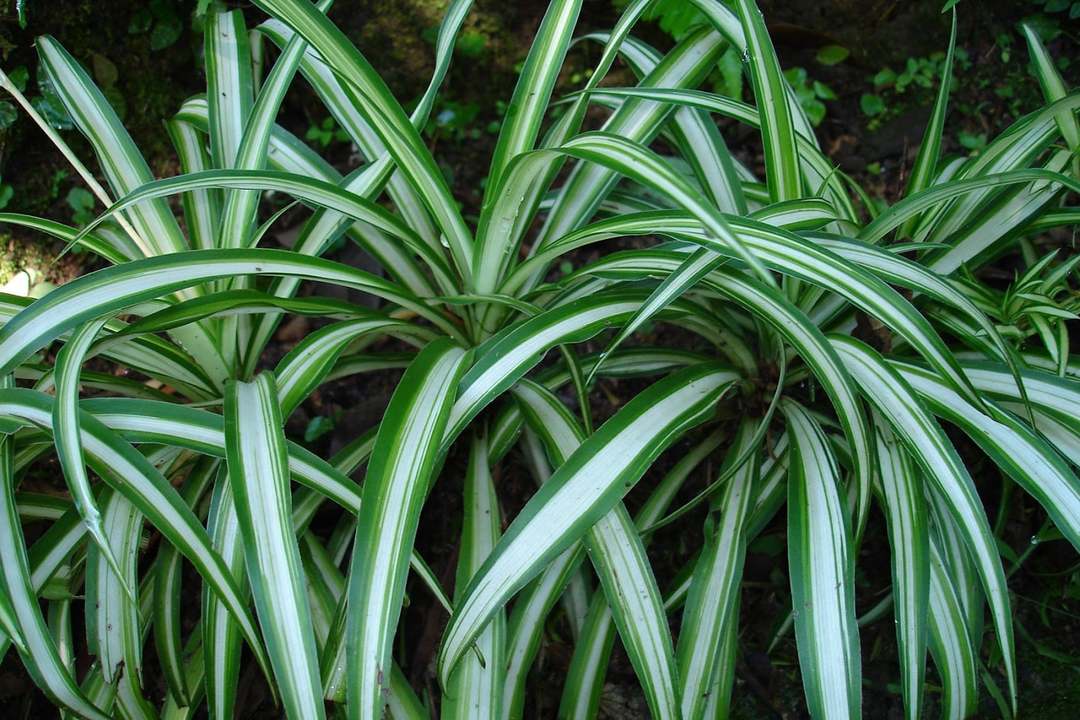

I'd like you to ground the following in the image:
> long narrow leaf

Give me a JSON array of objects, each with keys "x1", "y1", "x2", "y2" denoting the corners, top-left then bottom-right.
[
  {"x1": 225, "y1": 373, "x2": 325, "y2": 719},
  {"x1": 439, "y1": 363, "x2": 737, "y2": 684},
  {"x1": 784, "y1": 400, "x2": 862, "y2": 720},
  {"x1": 346, "y1": 339, "x2": 468, "y2": 719}
]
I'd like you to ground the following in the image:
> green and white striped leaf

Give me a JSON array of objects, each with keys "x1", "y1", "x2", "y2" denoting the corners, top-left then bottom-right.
[
  {"x1": 52, "y1": 317, "x2": 135, "y2": 601},
  {"x1": 274, "y1": 315, "x2": 429, "y2": 417},
  {"x1": 927, "y1": 535, "x2": 978, "y2": 720},
  {"x1": 830, "y1": 336, "x2": 1016, "y2": 709},
  {"x1": 874, "y1": 424, "x2": 929, "y2": 720},
  {"x1": 253, "y1": 21, "x2": 439, "y2": 259},
  {"x1": 218, "y1": 2, "x2": 329, "y2": 250},
  {"x1": 734, "y1": 0, "x2": 800, "y2": 201},
  {"x1": 36, "y1": 36, "x2": 185, "y2": 257},
  {"x1": 439, "y1": 363, "x2": 737, "y2": 685},
  {"x1": 113, "y1": 289, "x2": 387, "y2": 339},
  {"x1": 860, "y1": 166, "x2": 1080, "y2": 247},
  {"x1": 917, "y1": 94, "x2": 1078, "y2": 245},
  {"x1": 566, "y1": 251, "x2": 874, "y2": 538},
  {"x1": 165, "y1": 119, "x2": 220, "y2": 252},
  {"x1": 0, "y1": 249, "x2": 465, "y2": 379},
  {"x1": 586, "y1": 247, "x2": 725, "y2": 385},
  {"x1": 444, "y1": 432, "x2": 504, "y2": 720},
  {"x1": 0, "y1": 414, "x2": 111, "y2": 720},
  {"x1": 225, "y1": 373, "x2": 325, "y2": 720},
  {"x1": 153, "y1": 457, "x2": 218, "y2": 707},
  {"x1": 250, "y1": 0, "x2": 475, "y2": 280},
  {"x1": 205, "y1": 9, "x2": 254, "y2": 173},
  {"x1": 1021, "y1": 24, "x2": 1079, "y2": 169},
  {"x1": 509, "y1": 211, "x2": 987, "y2": 413},
  {"x1": 577, "y1": 85, "x2": 853, "y2": 220},
  {"x1": 890, "y1": 359, "x2": 1080, "y2": 553},
  {"x1": 485, "y1": 0, "x2": 580, "y2": 192},
  {"x1": 533, "y1": 27, "x2": 723, "y2": 252},
  {"x1": 202, "y1": 472, "x2": 246, "y2": 720},
  {"x1": 677, "y1": 419, "x2": 757, "y2": 720},
  {"x1": 898, "y1": 10, "x2": 957, "y2": 239},
  {"x1": 84, "y1": 487, "x2": 144, "y2": 697},
  {"x1": 0, "y1": 388, "x2": 275, "y2": 689},
  {"x1": 0, "y1": 212, "x2": 131, "y2": 264},
  {"x1": 77, "y1": 169, "x2": 458, "y2": 291},
  {"x1": 37, "y1": 37, "x2": 230, "y2": 384},
  {"x1": 446, "y1": 290, "x2": 699, "y2": 441},
  {"x1": 80, "y1": 397, "x2": 363, "y2": 513},
  {"x1": 514, "y1": 380, "x2": 681, "y2": 720},
  {"x1": 346, "y1": 339, "x2": 468, "y2": 719},
  {"x1": 784, "y1": 400, "x2": 862, "y2": 720}
]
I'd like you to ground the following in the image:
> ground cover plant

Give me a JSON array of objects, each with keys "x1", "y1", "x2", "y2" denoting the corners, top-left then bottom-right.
[{"x1": 0, "y1": 0, "x2": 1078, "y2": 718}]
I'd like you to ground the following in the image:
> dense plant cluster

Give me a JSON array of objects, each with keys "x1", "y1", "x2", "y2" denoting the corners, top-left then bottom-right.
[{"x1": 0, "y1": 0, "x2": 1077, "y2": 718}]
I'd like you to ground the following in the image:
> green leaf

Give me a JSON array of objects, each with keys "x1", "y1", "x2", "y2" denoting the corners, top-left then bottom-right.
[
  {"x1": 784, "y1": 400, "x2": 862, "y2": 720},
  {"x1": 0, "y1": 101, "x2": 17, "y2": 130},
  {"x1": 860, "y1": 93, "x2": 885, "y2": 116},
  {"x1": 0, "y1": 413, "x2": 111, "y2": 719},
  {"x1": 831, "y1": 336, "x2": 1017, "y2": 710},
  {"x1": 815, "y1": 44, "x2": 850, "y2": 65},
  {"x1": 225, "y1": 373, "x2": 325, "y2": 720},
  {"x1": 150, "y1": 14, "x2": 183, "y2": 50},
  {"x1": 874, "y1": 425, "x2": 929, "y2": 720},
  {"x1": 304, "y1": 415, "x2": 335, "y2": 443},
  {"x1": 439, "y1": 363, "x2": 738, "y2": 685},
  {"x1": 734, "y1": 0, "x2": 801, "y2": 201},
  {"x1": 677, "y1": 419, "x2": 757, "y2": 719},
  {"x1": 346, "y1": 339, "x2": 469, "y2": 719}
]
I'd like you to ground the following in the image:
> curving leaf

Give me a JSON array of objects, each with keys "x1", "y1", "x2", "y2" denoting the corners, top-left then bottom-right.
[
  {"x1": 346, "y1": 339, "x2": 469, "y2": 719},
  {"x1": 225, "y1": 373, "x2": 325, "y2": 719},
  {"x1": 439, "y1": 362, "x2": 737, "y2": 685},
  {"x1": 784, "y1": 400, "x2": 862, "y2": 720}
]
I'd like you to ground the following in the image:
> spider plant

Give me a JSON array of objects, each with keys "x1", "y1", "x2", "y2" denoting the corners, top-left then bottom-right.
[{"x1": 0, "y1": 1, "x2": 1077, "y2": 718}]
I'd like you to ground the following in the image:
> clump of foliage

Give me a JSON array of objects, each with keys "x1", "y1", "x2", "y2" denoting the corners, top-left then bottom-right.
[{"x1": 0, "y1": 1, "x2": 1077, "y2": 719}]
